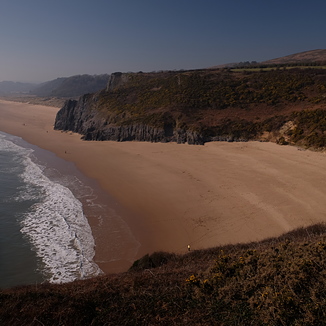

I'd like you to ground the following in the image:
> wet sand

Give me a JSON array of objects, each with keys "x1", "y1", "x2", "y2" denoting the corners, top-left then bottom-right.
[{"x1": 1, "y1": 99, "x2": 326, "y2": 273}]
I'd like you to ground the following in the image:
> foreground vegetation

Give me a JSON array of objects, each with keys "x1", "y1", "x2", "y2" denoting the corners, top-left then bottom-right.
[{"x1": 1, "y1": 224, "x2": 326, "y2": 325}]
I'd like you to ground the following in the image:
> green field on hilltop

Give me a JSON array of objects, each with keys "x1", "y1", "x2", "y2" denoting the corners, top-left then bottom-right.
[{"x1": 232, "y1": 65, "x2": 326, "y2": 72}]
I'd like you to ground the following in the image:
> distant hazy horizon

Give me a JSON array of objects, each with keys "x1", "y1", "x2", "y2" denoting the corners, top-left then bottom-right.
[{"x1": 0, "y1": 0, "x2": 325, "y2": 83}]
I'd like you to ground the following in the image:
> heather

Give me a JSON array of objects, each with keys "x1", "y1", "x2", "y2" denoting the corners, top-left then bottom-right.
[{"x1": 1, "y1": 224, "x2": 326, "y2": 325}]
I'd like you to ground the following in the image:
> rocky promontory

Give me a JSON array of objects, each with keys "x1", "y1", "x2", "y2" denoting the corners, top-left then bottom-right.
[
  {"x1": 55, "y1": 68, "x2": 326, "y2": 148},
  {"x1": 54, "y1": 95, "x2": 205, "y2": 145}
]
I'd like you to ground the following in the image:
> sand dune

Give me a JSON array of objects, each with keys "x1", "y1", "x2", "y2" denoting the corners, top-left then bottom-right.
[{"x1": 1, "y1": 99, "x2": 325, "y2": 272}]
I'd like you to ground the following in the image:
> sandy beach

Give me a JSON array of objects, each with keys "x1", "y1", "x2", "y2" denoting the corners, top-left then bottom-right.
[{"x1": 1, "y1": 99, "x2": 326, "y2": 273}]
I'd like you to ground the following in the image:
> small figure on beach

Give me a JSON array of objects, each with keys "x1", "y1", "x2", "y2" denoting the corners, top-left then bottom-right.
[{"x1": 187, "y1": 244, "x2": 191, "y2": 251}]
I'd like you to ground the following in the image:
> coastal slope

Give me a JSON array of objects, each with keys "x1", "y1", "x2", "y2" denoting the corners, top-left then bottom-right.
[
  {"x1": 1, "y1": 224, "x2": 326, "y2": 325},
  {"x1": 54, "y1": 68, "x2": 326, "y2": 148}
]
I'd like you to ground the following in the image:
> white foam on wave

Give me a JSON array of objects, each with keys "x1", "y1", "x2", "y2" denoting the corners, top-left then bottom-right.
[
  {"x1": 0, "y1": 132, "x2": 103, "y2": 283},
  {"x1": 0, "y1": 133, "x2": 32, "y2": 172}
]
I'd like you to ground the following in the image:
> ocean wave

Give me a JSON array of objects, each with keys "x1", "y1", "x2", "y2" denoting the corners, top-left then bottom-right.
[{"x1": 0, "y1": 132, "x2": 103, "y2": 283}]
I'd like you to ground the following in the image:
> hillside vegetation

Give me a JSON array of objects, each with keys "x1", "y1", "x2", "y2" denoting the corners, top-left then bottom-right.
[
  {"x1": 261, "y1": 49, "x2": 326, "y2": 66},
  {"x1": 1, "y1": 224, "x2": 326, "y2": 325},
  {"x1": 56, "y1": 67, "x2": 326, "y2": 148},
  {"x1": 210, "y1": 49, "x2": 326, "y2": 69},
  {"x1": 31, "y1": 74, "x2": 110, "y2": 98}
]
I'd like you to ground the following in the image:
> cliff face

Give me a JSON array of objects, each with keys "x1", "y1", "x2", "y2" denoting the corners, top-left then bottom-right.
[
  {"x1": 54, "y1": 68, "x2": 326, "y2": 147},
  {"x1": 54, "y1": 94, "x2": 205, "y2": 144},
  {"x1": 106, "y1": 72, "x2": 129, "y2": 91}
]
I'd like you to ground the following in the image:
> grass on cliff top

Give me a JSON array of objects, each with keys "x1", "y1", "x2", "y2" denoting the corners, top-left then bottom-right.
[
  {"x1": 1, "y1": 223, "x2": 326, "y2": 325},
  {"x1": 90, "y1": 68, "x2": 326, "y2": 140},
  {"x1": 97, "y1": 68, "x2": 326, "y2": 116},
  {"x1": 231, "y1": 65, "x2": 326, "y2": 72}
]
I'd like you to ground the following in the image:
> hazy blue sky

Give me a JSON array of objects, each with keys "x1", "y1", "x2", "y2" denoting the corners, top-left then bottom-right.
[{"x1": 0, "y1": 0, "x2": 325, "y2": 82}]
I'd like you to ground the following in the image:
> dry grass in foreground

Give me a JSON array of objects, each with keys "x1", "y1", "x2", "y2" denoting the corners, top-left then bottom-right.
[{"x1": 1, "y1": 224, "x2": 326, "y2": 325}]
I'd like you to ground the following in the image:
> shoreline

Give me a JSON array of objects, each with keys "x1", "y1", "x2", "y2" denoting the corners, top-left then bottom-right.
[
  {"x1": 1, "y1": 99, "x2": 326, "y2": 274},
  {"x1": 2, "y1": 129, "x2": 143, "y2": 275},
  {"x1": 22, "y1": 136, "x2": 141, "y2": 274},
  {"x1": 0, "y1": 100, "x2": 148, "y2": 274}
]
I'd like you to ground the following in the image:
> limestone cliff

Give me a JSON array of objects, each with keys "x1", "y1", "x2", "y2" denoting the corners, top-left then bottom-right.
[
  {"x1": 54, "y1": 68, "x2": 326, "y2": 148},
  {"x1": 54, "y1": 93, "x2": 205, "y2": 144},
  {"x1": 106, "y1": 72, "x2": 129, "y2": 91}
]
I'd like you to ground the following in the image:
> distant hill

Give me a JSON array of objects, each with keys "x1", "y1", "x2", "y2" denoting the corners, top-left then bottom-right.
[
  {"x1": 209, "y1": 62, "x2": 239, "y2": 69},
  {"x1": 31, "y1": 74, "x2": 110, "y2": 98},
  {"x1": 30, "y1": 77, "x2": 66, "y2": 97},
  {"x1": 0, "y1": 74, "x2": 110, "y2": 98},
  {"x1": 0, "y1": 81, "x2": 36, "y2": 95},
  {"x1": 261, "y1": 49, "x2": 326, "y2": 65},
  {"x1": 210, "y1": 49, "x2": 326, "y2": 69}
]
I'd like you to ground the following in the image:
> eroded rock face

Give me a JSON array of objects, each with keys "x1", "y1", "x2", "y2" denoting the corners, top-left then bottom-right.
[
  {"x1": 54, "y1": 99, "x2": 78, "y2": 132},
  {"x1": 54, "y1": 95, "x2": 254, "y2": 145},
  {"x1": 106, "y1": 72, "x2": 129, "y2": 91},
  {"x1": 54, "y1": 95, "x2": 206, "y2": 145}
]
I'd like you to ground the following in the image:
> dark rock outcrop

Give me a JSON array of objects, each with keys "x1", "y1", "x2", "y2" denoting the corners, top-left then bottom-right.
[
  {"x1": 54, "y1": 94, "x2": 206, "y2": 145},
  {"x1": 106, "y1": 72, "x2": 129, "y2": 91}
]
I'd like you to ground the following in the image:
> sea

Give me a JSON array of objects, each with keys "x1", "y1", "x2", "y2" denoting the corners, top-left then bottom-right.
[{"x1": 0, "y1": 131, "x2": 140, "y2": 289}]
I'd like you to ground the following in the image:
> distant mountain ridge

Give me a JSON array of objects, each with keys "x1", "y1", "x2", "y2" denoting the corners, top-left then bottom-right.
[
  {"x1": 0, "y1": 74, "x2": 110, "y2": 98},
  {"x1": 30, "y1": 74, "x2": 110, "y2": 98},
  {"x1": 262, "y1": 49, "x2": 326, "y2": 65},
  {"x1": 211, "y1": 49, "x2": 326, "y2": 69},
  {"x1": 0, "y1": 81, "x2": 36, "y2": 95}
]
